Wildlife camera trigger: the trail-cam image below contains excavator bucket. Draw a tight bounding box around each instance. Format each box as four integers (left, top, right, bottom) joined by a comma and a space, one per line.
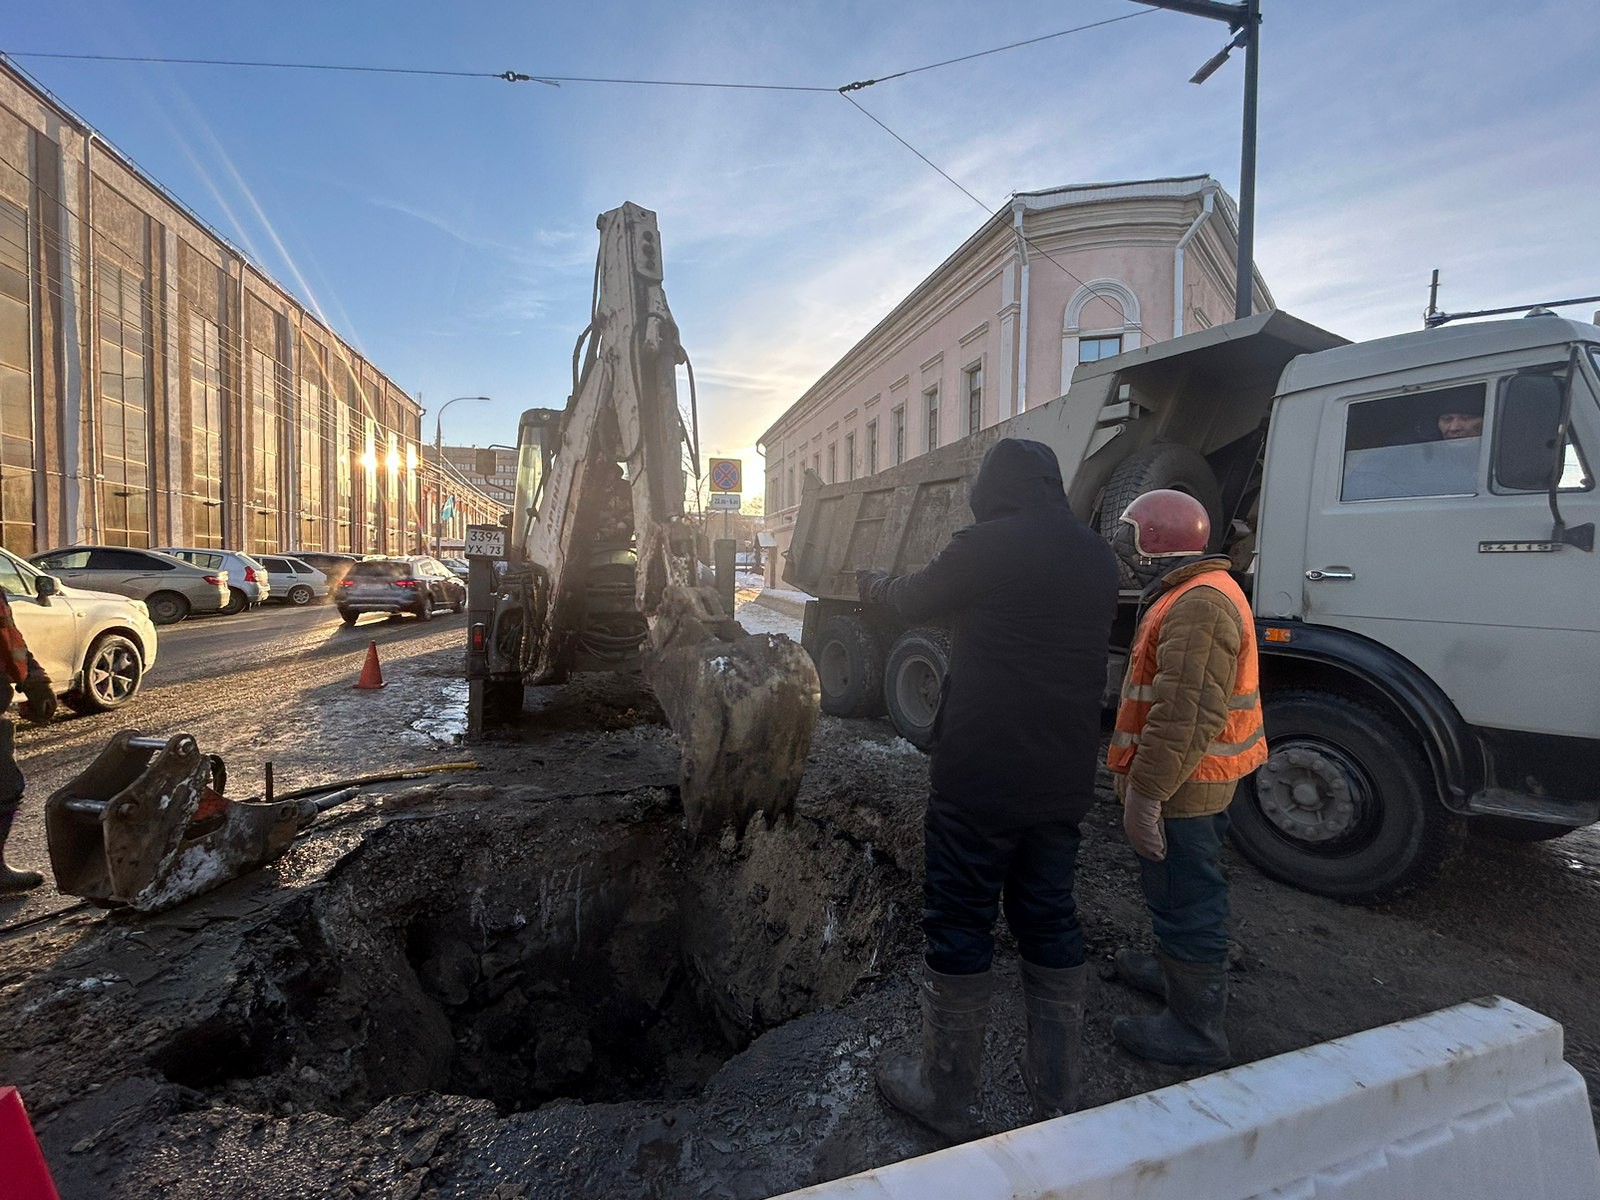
647, 585, 821, 838
44, 731, 313, 912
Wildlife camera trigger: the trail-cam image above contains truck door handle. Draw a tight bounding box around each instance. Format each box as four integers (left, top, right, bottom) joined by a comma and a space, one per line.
1305, 568, 1355, 582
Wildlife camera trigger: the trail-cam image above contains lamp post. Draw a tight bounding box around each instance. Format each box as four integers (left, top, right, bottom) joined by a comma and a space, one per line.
432, 396, 491, 557
1133, 0, 1262, 320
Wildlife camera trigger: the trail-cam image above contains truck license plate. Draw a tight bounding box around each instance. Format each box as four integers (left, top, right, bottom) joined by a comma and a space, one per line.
465, 525, 506, 560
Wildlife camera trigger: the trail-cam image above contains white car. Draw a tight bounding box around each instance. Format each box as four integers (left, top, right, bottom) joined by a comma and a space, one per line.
255, 555, 329, 606
0, 547, 158, 712
156, 547, 271, 615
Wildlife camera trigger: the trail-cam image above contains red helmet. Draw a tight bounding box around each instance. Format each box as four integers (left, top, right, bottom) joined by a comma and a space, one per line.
1117, 489, 1210, 558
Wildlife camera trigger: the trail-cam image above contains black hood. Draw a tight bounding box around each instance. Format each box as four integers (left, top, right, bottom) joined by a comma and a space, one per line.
968, 438, 1068, 522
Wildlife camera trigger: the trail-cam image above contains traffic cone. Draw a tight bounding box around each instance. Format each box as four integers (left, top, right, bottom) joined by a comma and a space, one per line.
354, 640, 386, 690
0, 1086, 61, 1199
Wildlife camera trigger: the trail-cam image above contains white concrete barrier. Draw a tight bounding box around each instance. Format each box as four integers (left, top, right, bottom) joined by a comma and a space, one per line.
776, 996, 1600, 1200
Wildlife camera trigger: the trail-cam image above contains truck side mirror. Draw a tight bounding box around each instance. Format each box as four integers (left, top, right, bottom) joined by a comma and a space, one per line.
1494, 373, 1563, 492
476, 449, 498, 478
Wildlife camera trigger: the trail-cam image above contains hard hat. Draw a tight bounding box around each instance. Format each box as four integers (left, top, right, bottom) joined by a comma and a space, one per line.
1117, 489, 1210, 558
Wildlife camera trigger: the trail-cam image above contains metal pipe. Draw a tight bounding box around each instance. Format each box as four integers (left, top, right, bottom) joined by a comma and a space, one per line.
1173, 187, 1216, 337
1234, 0, 1261, 319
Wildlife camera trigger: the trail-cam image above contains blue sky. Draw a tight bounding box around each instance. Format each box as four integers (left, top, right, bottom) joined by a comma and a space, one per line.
6, 1, 1596, 486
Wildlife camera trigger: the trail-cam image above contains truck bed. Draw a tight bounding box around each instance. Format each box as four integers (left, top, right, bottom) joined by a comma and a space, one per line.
783, 310, 1346, 600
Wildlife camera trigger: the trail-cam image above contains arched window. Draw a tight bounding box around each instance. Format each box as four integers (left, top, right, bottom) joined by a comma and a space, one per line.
1061, 279, 1142, 393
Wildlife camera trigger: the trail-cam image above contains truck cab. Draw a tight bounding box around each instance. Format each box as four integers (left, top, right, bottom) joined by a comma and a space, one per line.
1239, 316, 1599, 899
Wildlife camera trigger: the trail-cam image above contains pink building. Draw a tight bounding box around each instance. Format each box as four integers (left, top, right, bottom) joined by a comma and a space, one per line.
756, 176, 1271, 582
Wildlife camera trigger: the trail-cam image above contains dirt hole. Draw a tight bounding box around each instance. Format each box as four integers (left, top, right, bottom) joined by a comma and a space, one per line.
159, 788, 905, 1119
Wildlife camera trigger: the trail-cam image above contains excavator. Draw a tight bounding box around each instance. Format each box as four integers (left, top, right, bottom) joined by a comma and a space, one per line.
462, 202, 819, 837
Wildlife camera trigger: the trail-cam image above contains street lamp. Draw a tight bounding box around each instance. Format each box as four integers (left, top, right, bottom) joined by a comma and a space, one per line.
1133, 0, 1262, 320
432, 395, 491, 557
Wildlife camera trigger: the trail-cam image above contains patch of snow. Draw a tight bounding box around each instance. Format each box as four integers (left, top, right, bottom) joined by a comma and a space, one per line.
733, 601, 802, 640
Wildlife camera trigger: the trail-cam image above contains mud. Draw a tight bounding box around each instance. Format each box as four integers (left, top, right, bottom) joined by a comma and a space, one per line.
5, 642, 1600, 1198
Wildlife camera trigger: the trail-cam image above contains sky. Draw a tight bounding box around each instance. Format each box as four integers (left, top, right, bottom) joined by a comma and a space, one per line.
5, 1, 1596, 498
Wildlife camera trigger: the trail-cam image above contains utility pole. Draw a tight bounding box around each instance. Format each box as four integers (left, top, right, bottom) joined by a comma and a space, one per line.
1133, 0, 1263, 319
431, 396, 491, 558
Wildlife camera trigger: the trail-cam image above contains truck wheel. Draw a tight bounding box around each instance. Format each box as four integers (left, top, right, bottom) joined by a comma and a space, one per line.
1469, 817, 1584, 843
883, 626, 951, 751
1230, 690, 1457, 904
815, 615, 885, 718
1097, 443, 1224, 585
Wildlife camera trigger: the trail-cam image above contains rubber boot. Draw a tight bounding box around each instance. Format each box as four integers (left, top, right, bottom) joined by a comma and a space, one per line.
0, 807, 43, 893
877, 964, 992, 1141
1112, 948, 1165, 999
1112, 951, 1229, 1068
1017, 960, 1087, 1121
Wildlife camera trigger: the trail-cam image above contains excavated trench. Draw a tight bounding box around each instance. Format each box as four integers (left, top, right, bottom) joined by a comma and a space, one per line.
150, 785, 909, 1124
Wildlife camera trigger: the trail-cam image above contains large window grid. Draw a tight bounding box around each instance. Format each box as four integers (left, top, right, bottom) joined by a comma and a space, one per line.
97, 263, 150, 547
0, 200, 35, 553
248, 347, 282, 553
187, 311, 225, 547
298, 345, 327, 550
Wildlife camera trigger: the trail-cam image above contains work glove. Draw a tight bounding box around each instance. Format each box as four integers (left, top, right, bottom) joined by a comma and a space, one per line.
1123, 783, 1167, 861
20, 672, 56, 725
855, 570, 892, 606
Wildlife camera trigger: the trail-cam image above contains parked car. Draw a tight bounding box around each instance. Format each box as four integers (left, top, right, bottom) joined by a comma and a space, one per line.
336, 556, 466, 624
156, 547, 270, 614
0, 546, 158, 711
440, 557, 470, 579
281, 551, 358, 586
256, 555, 329, 606
28, 546, 227, 626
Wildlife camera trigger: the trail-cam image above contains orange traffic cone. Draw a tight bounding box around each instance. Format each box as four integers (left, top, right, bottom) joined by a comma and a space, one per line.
0, 1086, 60, 1199
354, 640, 386, 690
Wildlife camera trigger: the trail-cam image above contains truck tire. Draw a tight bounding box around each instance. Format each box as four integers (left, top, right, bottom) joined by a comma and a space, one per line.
815, 614, 885, 718
1096, 442, 1224, 585
883, 626, 951, 752
1230, 690, 1458, 904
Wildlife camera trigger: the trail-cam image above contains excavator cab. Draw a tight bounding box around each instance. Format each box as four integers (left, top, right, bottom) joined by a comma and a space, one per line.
509, 408, 560, 555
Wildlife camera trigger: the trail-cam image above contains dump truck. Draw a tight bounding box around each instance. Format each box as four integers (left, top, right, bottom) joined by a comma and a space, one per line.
462, 202, 819, 837
785, 308, 1600, 902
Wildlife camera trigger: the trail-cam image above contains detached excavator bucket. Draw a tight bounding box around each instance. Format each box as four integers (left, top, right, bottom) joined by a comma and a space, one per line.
45, 731, 313, 912
647, 585, 821, 838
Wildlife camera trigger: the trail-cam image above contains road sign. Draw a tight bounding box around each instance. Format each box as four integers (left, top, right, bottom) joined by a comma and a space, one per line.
708, 492, 741, 511
465, 524, 506, 559
709, 458, 742, 493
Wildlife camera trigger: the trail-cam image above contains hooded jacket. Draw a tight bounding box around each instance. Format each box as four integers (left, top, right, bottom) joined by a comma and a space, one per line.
881, 438, 1119, 827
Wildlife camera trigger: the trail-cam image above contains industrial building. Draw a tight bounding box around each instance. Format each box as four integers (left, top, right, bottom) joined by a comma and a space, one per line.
0, 58, 503, 558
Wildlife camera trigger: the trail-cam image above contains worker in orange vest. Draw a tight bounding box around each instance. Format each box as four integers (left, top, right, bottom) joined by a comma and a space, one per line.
0, 590, 56, 891
1105, 489, 1266, 1067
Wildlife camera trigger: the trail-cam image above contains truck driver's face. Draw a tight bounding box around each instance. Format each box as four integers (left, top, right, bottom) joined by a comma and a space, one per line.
1438, 412, 1483, 440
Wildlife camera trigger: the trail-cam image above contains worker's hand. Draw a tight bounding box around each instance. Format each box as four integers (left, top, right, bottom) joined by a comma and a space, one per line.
855, 570, 892, 606
20, 673, 56, 725
1123, 784, 1167, 861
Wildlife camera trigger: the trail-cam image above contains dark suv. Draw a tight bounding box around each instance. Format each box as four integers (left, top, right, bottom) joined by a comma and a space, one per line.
336, 556, 465, 624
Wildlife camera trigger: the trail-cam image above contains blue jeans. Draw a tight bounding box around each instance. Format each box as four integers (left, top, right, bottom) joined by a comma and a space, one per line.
922, 796, 1085, 975
1139, 810, 1231, 964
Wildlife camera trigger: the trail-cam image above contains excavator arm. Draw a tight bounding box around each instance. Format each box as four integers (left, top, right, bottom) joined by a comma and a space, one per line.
469, 203, 819, 836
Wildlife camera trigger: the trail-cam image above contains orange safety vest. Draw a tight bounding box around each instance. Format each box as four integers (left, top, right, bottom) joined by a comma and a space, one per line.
1107, 570, 1266, 783
0, 592, 29, 687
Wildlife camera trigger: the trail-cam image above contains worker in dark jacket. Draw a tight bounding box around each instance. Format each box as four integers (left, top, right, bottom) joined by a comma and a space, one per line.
0, 589, 56, 890
857, 437, 1119, 1140
1106, 489, 1266, 1067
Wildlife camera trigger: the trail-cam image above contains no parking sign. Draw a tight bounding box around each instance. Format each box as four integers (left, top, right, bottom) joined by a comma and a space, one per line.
709, 458, 742, 493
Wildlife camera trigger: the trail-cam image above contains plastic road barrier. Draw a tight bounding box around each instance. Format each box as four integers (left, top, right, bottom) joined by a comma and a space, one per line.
774, 996, 1600, 1200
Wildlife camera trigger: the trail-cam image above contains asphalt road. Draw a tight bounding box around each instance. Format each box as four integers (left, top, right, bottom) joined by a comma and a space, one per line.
1, 599, 475, 927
